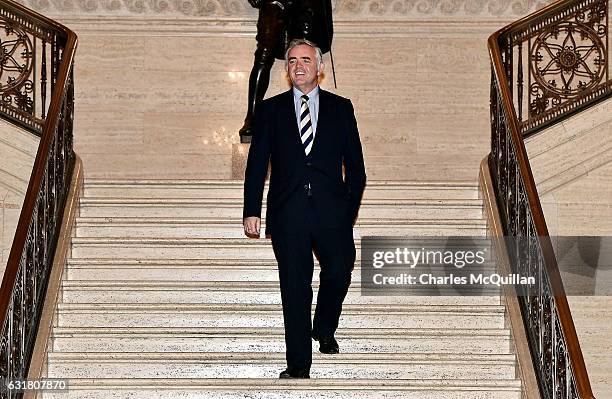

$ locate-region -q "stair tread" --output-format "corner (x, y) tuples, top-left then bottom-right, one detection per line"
(71, 237), (491, 244)
(68, 258), (495, 268)
(75, 216), (487, 225)
(59, 280), (493, 289)
(51, 326), (509, 336)
(72, 237), (273, 245)
(79, 198), (483, 206)
(48, 351), (516, 363)
(83, 179), (479, 188)
(58, 303), (504, 313)
(40, 377), (522, 389)
(67, 258), (281, 266)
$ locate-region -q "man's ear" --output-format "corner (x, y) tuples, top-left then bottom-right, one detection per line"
(317, 62), (325, 76)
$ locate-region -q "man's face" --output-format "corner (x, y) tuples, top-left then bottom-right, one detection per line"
(287, 44), (324, 94)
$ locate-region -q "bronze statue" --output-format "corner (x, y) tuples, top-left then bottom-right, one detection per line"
(239, 0), (333, 143)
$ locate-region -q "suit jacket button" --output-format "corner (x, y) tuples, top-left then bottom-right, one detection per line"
(306, 162), (312, 167)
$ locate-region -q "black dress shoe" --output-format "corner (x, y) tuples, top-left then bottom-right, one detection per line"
(279, 367), (310, 379)
(313, 335), (339, 354)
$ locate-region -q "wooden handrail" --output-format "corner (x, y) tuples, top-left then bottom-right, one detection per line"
(487, 0), (605, 396)
(0, 19), (77, 329)
(0, 0), (77, 390)
(0, 0), (76, 34)
(489, 32), (594, 398)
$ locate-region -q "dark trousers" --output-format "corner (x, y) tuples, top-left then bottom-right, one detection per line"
(271, 199), (355, 369)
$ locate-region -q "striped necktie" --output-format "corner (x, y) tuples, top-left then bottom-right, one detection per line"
(300, 95), (314, 155)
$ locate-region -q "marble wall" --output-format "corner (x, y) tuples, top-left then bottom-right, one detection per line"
(68, 31), (498, 180)
(10, 0), (557, 182)
(0, 188), (24, 279)
(18, 0), (552, 20)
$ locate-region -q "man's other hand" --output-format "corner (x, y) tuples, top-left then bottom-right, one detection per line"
(244, 216), (261, 238)
(248, 0), (262, 8)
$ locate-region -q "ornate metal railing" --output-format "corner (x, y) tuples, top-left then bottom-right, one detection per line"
(488, 0), (609, 397)
(0, 1), (77, 397)
(501, 0), (610, 137)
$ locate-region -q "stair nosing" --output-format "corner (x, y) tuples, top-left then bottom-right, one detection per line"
(74, 216), (487, 225)
(57, 303), (505, 313)
(47, 351), (516, 364)
(39, 377), (522, 390)
(70, 237), (492, 244)
(79, 198), (483, 207)
(60, 280), (496, 288)
(83, 179), (479, 187)
(66, 258), (278, 265)
(51, 326), (510, 337)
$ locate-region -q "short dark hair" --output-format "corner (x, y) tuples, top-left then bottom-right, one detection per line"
(284, 39), (323, 70)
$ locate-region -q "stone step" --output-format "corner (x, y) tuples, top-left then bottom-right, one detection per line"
(56, 303), (506, 329)
(70, 237), (493, 260)
(0, 119), (39, 152)
(82, 179), (480, 200)
(0, 168), (29, 195)
(51, 326), (511, 354)
(70, 237), (285, 259)
(74, 217), (487, 238)
(78, 198), (484, 219)
(525, 96), (612, 194)
(65, 258), (329, 281)
(41, 378), (522, 399)
(60, 280), (501, 306)
(0, 122), (38, 192)
(46, 352), (516, 380)
(64, 258), (496, 286)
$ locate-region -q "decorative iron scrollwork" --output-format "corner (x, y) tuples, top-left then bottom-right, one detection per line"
(489, 56), (598, 396)
(0, 22), (34, 116)
(530, 21), (605, 106)
(0, 3), (76, 396)
(502, 0), (610, 134)
(575, 1), (607, 35)
(0, 321), (8, 376)
(555, 318), (568, 399)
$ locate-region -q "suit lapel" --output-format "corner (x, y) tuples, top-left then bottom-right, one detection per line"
(280, 89), (307, 159)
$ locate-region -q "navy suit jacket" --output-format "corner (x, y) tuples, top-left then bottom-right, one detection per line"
(243, 88), (366, 235)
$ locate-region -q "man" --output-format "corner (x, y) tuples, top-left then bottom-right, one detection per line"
(239, 0), (333, 143)
(243, 39), (366, 379)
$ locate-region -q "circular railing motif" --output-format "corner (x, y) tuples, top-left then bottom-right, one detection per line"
(531, 21), (605, 98)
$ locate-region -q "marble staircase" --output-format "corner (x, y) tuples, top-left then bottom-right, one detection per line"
(43, 179), (522, 398)
(0, 121), (39, 195)
(526, 96), (612, 196)
(0, 122), (39, 274)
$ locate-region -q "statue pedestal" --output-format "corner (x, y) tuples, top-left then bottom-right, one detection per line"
(232, 143), (250, 180)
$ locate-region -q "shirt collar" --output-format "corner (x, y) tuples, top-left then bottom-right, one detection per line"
(293, 85), (319, 100)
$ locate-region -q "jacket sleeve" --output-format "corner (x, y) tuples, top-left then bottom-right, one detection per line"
(243, 102), (272, 219)
(343, 99), (366, 222)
